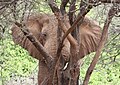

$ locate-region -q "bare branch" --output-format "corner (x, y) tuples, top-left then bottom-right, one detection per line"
(68, 0), (76, 25)
(83, 5), (118, 85)
(48, 0), (77, 46)
(48, 0), (60, 13)
(0, 0), (19, 10)
(60, 0), (69, 15)
(15, 22), (54, 69)
(62, 0), (92, 48)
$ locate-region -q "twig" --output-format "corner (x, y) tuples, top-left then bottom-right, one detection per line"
(106, 32), (120, 46)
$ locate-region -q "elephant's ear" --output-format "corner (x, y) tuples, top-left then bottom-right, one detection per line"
(79, 18), (101, 58)
(11, 15), (46, 60)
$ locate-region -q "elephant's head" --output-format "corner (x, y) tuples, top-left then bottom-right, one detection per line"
(40, 15), (101, 60)
(11, 13), (101, 61)
(11, 13), (50, 60)
(41, 15), (71, 60)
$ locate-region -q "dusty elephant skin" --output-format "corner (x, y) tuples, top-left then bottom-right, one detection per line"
(11, 13), (101, 85)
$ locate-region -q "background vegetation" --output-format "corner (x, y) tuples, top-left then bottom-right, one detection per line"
(0, 0), (120, 85)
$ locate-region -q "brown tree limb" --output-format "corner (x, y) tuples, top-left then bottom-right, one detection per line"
(83, 5), (118, 85)
(67, 1), (88, 84)
(53, 14), (78, 84)
(57, 0), (69, 57)
(14, 22), (54, 69)
(48, 0), (77, 46)
(69, 45), (80, 85)
(48, 0), (60, 13)
(68, 0), (76, 25)
(62, 0), (93, 49)
(56, 0), (69, 57)
(48, 1), (80, 85)
(60, 0), (69, 15)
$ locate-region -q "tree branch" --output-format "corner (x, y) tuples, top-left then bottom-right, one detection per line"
(68, 0), (76, 25)
(60, 0), (69, 15)
(62, 0), (93, 48)
(48, 0), (60, 13)
(83, 5), (118, 85)
(15, 22), (54, 69)
(48, 0), (77, 46)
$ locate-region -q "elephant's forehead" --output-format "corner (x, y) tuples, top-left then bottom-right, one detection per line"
(42, 17), (58, 33)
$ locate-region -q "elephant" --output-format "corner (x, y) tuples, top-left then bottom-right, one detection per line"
(11, 13), (101, 85)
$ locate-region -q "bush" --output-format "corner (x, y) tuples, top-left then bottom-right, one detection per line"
(0, 39), (38, 84)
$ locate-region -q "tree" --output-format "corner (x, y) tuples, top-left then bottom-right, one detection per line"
(0, 0), (120, 85)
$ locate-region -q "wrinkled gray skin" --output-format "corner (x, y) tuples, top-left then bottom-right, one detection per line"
(11, 13), (101, 85)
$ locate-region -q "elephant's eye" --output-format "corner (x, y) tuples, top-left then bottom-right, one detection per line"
(42, 33), (47, 37)
(42, 32), (47, 40)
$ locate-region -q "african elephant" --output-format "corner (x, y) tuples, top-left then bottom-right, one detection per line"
(11, 13), (101, 85)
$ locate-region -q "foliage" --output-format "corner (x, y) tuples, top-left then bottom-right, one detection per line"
(0, 38), (38, 84)
(0, 30), (119, 85)
(80, 52), (120, 85)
